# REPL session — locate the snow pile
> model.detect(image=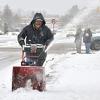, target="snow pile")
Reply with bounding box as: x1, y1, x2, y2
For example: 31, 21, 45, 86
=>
0, 35, 20, 47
